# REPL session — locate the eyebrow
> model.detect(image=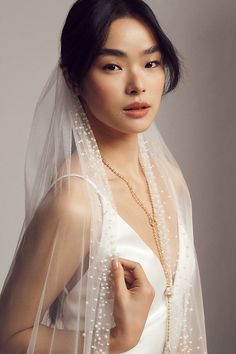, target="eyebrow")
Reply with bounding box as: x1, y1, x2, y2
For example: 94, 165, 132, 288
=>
98, 45, 161, 58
